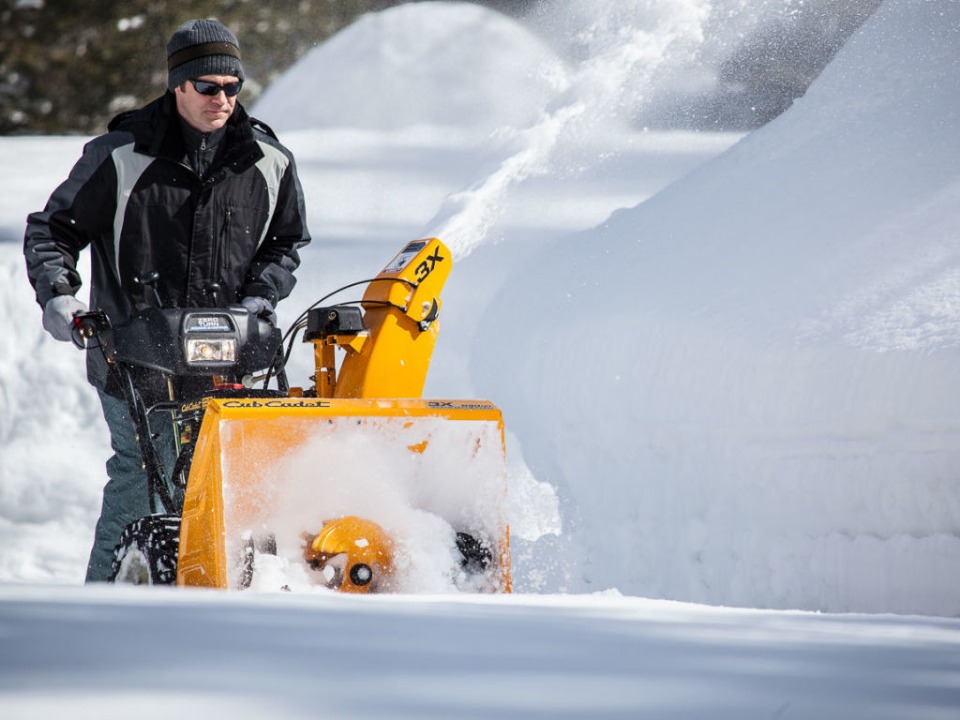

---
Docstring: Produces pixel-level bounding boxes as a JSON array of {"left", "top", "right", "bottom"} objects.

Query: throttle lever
[
  {"left": 134, "top": 271, "right": 163, "bottom": 307},
  {"left": 70, "top": 310, "right": 112, "bottom": 354}
]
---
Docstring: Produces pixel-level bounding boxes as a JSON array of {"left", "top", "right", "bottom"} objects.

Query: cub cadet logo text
[
  {"left": 222, "top": 400, "right": 331, "bottom": 408},
  {"left": 415, "top": 247, "right": 445, "bottom": 282}
]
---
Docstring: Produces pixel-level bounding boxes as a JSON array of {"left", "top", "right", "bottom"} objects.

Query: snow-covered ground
[
  {"left": 2, "top": 0, "right": 960, "bottom": 716},
  {"left": 3, "top": 584, "right": 959, "bottom": 720}
]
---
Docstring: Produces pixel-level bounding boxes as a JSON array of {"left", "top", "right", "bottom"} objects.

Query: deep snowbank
[
  {"left": 476, "top": 0, "right": 960, "bottom": 614},
  {"left": 255, "top": 2, "right": 565, "bottom": 133}
]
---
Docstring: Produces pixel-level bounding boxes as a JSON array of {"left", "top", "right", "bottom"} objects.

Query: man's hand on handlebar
[
  {"left": 69, "top": 310, "right": 111, "bottom": 350},
  {"left": 42, "top": 295, "right": 88, "bottom": 343},
  {"left": 240, "top": 296, "right": 277, "bottom": 326}
]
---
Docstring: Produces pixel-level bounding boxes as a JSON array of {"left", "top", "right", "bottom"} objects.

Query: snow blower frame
[{"left": 73, "top": 239, "right": 510, "bottom": 593}]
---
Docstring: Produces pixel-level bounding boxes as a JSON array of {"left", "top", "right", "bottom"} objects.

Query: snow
[
  {"left": 2, "top": 0, "right": 960, "bottom": 716},
  {"left": 468, "top": 0, "right": 960, "bottom": 616},
  {"left": 2, "top": 584, "right": 960, "bottom": 720}
]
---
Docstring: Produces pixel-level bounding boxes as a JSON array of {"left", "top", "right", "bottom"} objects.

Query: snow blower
[{"left": 72, "top": 239, "right": 510, "bottom": 593}]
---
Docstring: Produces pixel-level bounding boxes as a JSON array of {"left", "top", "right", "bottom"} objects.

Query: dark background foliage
[{"left": 0, "top": 0, "right": 531, "bottom": 134}]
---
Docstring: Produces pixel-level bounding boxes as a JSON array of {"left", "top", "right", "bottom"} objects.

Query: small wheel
[
  {"left": 111, "top": 514, "right": 182, "bottom": 585},
  {"left": 456, "top": 532, "right": 493, "bottom": 575}
]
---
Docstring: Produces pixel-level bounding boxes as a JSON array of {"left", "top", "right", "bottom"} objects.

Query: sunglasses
[{"left": 189, "top": 79, "right": 243, "bottom": 97}]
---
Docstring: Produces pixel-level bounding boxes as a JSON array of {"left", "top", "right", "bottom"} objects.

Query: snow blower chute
[{"left": 73, "top": 239, "right": 510, "bottom": 593}]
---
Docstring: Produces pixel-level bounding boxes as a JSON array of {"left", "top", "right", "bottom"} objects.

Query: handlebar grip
[{"left": 70, "top": 310, "right": 111, "bottom": 349}]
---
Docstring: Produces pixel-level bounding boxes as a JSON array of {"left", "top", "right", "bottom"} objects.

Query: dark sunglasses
[{"left": 189, "top": 79, "right": 243, "bottom": 97}]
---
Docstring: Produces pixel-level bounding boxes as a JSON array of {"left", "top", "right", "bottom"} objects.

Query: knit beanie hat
[{"left": 167, "top": 19, "right": 244, "bottom": 91}]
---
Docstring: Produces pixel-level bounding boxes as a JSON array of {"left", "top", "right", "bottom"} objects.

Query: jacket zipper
[{"left": 219, "top": 208, "right": 233, "bottom": 278}]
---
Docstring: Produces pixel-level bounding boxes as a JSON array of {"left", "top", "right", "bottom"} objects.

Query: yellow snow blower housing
[{"left": 173, "top": 239, "right": 511, "bottom": 593}]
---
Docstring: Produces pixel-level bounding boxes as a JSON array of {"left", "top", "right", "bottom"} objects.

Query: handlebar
[{"left": 70, "top": 306, "right": 282, "bottom": 380}]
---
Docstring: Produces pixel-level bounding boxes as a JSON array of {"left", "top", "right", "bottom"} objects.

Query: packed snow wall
[{"left": 476, "top": 0, "right": 960, "bottom": 614}]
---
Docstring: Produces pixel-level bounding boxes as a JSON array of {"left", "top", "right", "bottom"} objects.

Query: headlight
[
  {"left": 185, "top": 337, "right": 237, "bottom": 364},
  {"left": 182, "top": 312, "right": 240, "bottom": 366}
]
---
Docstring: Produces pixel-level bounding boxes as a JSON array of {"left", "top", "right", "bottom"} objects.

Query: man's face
[{"left": 175, "top": 75, "right": 240, "bottom": 133}]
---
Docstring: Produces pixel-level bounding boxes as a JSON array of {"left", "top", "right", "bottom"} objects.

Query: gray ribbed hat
[{"left": 167, "top": 19, "right": 244, "bottom": 91}]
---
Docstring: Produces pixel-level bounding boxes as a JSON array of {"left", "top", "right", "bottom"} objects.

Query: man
[{"left": 23, "top": 19, "right": 311, "bottom": 582}]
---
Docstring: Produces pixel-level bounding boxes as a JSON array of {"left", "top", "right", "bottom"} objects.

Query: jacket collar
[{"left": 108, "top": 93, "right": 264, "bottom": 175}]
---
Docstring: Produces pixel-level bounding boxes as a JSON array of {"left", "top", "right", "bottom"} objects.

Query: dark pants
[{"left": 85, "top": 390, "right": 177, "bottom": 582}]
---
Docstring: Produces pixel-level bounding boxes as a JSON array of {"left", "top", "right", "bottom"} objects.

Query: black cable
[
  {"left": 82, "top": 320, "right": 176, "bottom": 515},
  {"left": 119, "top": 363, "right": 174, "bottom": 515},
  {"left": 285, "top": 276, "right": 417, "bottom": 345}
]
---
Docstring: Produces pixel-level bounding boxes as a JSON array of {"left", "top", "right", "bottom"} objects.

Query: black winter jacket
[{"left": 24, "top": 93, "right": 311, "bottom": 396}]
